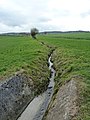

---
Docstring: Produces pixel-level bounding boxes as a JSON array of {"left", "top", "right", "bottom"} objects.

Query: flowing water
[{"left": 17, "top": 55, "right": 55, "bottom": 120}]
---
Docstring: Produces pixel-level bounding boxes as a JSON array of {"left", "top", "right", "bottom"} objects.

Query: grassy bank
[
  {"left": 0, "top": 35, "right": 50, "bottom": 94},
  {"left": 38, "top": 33, "right": 90, "bottom": 120}
]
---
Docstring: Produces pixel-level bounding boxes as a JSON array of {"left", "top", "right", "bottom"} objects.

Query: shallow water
[{"left": 17, "top": 55, "right": 55, "bottom": 120}]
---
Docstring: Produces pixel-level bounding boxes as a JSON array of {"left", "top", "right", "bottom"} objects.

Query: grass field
[
  {"left": 0, "top": 33, "right": 90, "bottom": 119},
  {"left": 0, "top": 35, "right": 51, "bottom": 94},
  {"left": 38, "top": 33, "right": 90, "bottom": 120}
]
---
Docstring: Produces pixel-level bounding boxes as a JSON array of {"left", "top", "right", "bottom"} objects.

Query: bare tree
[{"left": 31, "top": 28, "right": 39, "bottom": 39}]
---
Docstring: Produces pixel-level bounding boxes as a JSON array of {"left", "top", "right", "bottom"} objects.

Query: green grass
[
  {"left": 0, "top": 36, "right": 45, "bottom": 75},
  {"left": 43, "top": 32, "right": 90, "bottom": 40},
  {"left": 0, "top": 35, "right": 50, "bottom": 94},
  {"left": 0, "top": 33, "right": 90, "bottom": 119},
  {"left": 38, "top": 33, "right": 90, "bottom": 119}
]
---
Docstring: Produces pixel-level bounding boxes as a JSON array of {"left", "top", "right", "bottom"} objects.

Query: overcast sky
[{"left": 0, "top": 0, "right": 90, "bottom": 33}]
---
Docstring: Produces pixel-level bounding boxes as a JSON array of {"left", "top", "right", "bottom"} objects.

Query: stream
[{"left": 17, "top": 54, "right": 56, "bottom": 120}]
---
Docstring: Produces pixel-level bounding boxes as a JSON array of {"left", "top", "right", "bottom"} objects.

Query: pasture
[
  {"left": 0, "top": 35, "right": 50, "bottom": 94},
  {"left": 0, "top": 32, "right": 90, "bottom": 119}
]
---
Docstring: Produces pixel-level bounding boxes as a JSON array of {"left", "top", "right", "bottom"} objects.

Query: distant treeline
[
  {"left": 39, "top": 30, "right": 90, "bottom": 34},
  {"left": 0, "top": 30, "right": 90, "bottom": 36},
  {"left": 0, "top": 32, "right": 30, "bottom": 36}
]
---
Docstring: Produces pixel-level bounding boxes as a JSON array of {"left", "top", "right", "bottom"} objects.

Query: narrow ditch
[{"left": 17, "top": 53, "right": 56, "bottom": 120}]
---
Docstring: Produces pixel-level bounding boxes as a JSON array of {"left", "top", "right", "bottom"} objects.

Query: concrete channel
[{"left": 17, "top": 54, "right": 56, "bottom": 120}]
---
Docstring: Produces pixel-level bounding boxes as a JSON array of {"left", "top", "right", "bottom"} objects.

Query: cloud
[
  {"left": 0, "top": 0, "right": 90, "bottom": 33},
  {"left": 80, "top": 10, "right": 90, "bottom": 18},
  {"left": 0, "top": 9, "right": 26, "bottom": 27}
]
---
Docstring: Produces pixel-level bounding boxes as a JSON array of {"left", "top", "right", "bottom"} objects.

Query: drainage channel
[{"left": 17, "top": 54, "right": 55, "bottom": 120}]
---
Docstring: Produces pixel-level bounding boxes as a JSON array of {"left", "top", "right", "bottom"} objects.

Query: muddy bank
[{"left": 44, "top": 79, "right": 78, "bottom": 120}]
